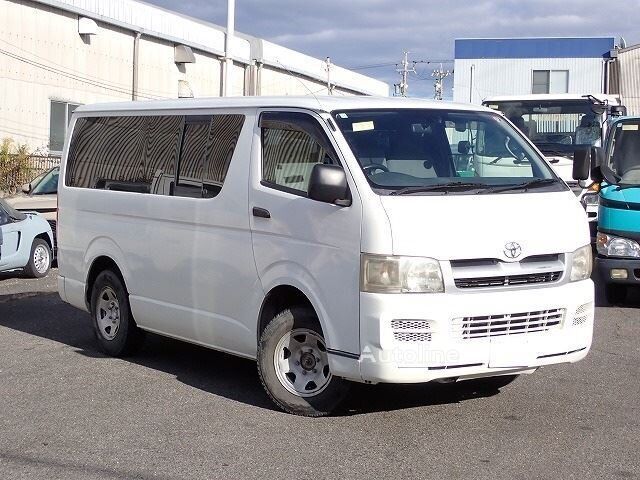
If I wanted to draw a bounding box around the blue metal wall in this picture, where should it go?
[455,38,615,60]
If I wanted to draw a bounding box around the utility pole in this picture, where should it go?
[222,0,235,96]
[431,63,451,100]
[324,57,334,95]
[394,51,415,97]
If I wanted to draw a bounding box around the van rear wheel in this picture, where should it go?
[90,270,144,357]
[257,307,350,416]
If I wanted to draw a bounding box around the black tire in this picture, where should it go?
[257,307,350,416]
[24,238,51,278]
[90,270,145,357]
[605,284,628,305]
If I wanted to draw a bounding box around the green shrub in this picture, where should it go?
[0,138,32,194]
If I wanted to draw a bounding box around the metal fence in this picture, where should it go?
[1,155,61,194]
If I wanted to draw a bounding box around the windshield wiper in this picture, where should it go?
[389,182,488,196]
[479,178,559,194]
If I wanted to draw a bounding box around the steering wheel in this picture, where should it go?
[363,164,389,174]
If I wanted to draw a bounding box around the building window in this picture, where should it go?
[49,100,80,152]
[532,70,569,94]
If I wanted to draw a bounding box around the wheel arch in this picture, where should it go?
[257,284,321,342]
[84,256,127,310]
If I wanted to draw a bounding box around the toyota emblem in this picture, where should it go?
[504,242,522,259]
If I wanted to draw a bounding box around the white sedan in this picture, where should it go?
[0,198,54,277]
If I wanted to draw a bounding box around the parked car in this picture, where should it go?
[0,198,54,277]
[6,166,59,252]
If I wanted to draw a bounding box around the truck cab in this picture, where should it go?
[483,94,625,242]
[590,117,640,303]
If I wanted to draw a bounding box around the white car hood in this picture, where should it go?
[5,194,57,212]
[379,191,589,260]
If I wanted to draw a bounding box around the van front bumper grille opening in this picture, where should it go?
[391,319,432,342]
[452,309,565,339]
[454,271,562,289]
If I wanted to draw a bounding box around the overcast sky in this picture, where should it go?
[145,0,640,98]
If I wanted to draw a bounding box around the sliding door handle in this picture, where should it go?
[252,207,271,219]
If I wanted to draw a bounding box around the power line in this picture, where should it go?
[0,38,170,98]
[0,48,165,100]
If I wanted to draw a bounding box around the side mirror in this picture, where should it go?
[308,164,351,206]
[573,149,591,180]
[21,183,31,194]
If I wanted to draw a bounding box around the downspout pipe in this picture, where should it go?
[132,32,141,100]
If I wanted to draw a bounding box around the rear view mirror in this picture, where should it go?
[573,147,606,182]
[308,164,351,206]
[21,183,31,194]
[573,149,591,180]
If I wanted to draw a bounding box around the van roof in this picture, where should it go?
[74,96,493,115]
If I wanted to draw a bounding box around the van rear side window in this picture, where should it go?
[66,114,245,198]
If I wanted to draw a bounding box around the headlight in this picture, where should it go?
[596,233,640,258]
[361,254,444,293]
[570,245,593,282]
[580,193,599,208]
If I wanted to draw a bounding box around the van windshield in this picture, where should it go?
[333,109,564,195]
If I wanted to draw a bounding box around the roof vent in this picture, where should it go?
[175,45,196,64]
[78,17,98,35]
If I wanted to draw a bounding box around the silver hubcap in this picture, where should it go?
[33,245,50,274]
[96,287,121,341]
[273,328,332,397]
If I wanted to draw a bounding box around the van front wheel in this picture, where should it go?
[257,308,350,416]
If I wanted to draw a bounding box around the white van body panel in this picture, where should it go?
[380,191,589,259]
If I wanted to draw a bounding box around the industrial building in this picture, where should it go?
[0,0,389,153]
[453,37,617,105]
[610,42,640,115]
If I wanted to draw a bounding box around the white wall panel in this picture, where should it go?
[454,58,605,104]
[617,47,640,115]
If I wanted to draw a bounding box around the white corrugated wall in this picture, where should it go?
[453,58,606,104]
[617,47,640,115]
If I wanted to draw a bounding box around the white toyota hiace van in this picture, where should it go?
[57,96,595,416]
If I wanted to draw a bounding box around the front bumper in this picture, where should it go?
[356,280,594,384]
[596,256,640,285]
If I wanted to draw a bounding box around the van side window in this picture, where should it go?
[67,116,146,191]
[67,115,182,193]
[202,114,245,198]
[146,116,182,195]
[175,118,210,198]
[260,112,337,195]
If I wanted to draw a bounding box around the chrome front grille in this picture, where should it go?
[455,271,562,289]
[451,254,565,290]
[452,309,565,339]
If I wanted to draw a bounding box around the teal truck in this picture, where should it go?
[581,117,640,304]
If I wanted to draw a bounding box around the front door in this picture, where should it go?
[249,110,363,357]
